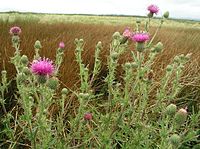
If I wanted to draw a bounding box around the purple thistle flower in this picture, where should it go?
[30,58,55,76]
[147,4,159,14]
[132,32,150,43]
[123,28,132,38]
[84,113,92,121]
[9,26,21,35]
[59,42,65,49]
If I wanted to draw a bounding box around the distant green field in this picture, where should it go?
[0,12,200,29]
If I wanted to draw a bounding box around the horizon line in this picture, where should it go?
[0,10,199,22]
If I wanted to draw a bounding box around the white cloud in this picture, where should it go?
[0,0,199,20]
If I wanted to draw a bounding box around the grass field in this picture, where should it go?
[0,12,200,148]
[1,12,200,28]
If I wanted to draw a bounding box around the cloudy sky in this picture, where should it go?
[0,0,200,20]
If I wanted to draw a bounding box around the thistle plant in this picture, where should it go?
[146,4,169,48]
[0,70,9,114]
[34,40,42,60]
[74,38,90,93]
[30,58,56,148]
[1,4,199,149]
[10,26,22,73]
[89,41,102,86]
[55,42,65,74]
[105,32,127,114]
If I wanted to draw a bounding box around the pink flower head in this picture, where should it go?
[59,42,65,49]
[123,28,132,38]
[9,26,21,35]
[30,58,55,76]
[147,4,159,14]
[84,113,92,121]
[132,32,150,43]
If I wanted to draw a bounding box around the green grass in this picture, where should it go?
[0,12,200,29]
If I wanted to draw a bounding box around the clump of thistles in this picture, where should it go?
[131,32,150,43]
[9,26,22,35]
[30,58,55,76]
[147,4,159,14]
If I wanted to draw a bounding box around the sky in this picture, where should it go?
[0,0,200,20]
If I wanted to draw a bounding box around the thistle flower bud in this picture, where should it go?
[57,42,65,53]
[112,32,121,40]
[21,55,29,65]
[1,70,7,75]
[1,70,7,84]
[84,67,89,72]
[84,113,92,121]
[12,36,20,44]
[148,12,153,18]
[17,73,26,83]
[185,53,192,60]
[79,93,90,99]
[175,108,187,125]
[136,42,145,52]
[75,39,84,48]
[123,28,132,38]
[37,75,47,84]
[120,37,128,44]
[47,77,59,90]
[174,56,180,63]
[61,88,68,95]
[79,39,84,45]
[166,104,177,116]
[163,11,169,19]
[22,67,31,75]
[179,54,185,60]
[59,42,65,49]
[150,47,156,53]
[111,51,119,60]
[96,41,103,49]
[131,62,138,68]
[124,62,132,69]
[74,38,79,45]
[34,40,42,49]
[166,65,173,72]
[154,42,163,53]
[169,134,181,146]
[29,96,34,101]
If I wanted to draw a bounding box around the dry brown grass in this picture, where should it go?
[0,19,200,106]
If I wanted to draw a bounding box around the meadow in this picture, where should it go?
[0,10,200,148]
